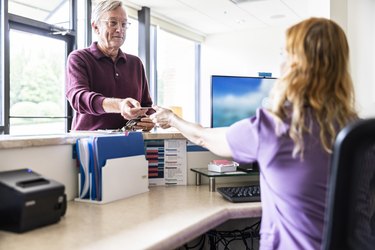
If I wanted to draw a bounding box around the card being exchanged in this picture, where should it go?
[138,107,155,115]
[139,107,154,111]
[131,107,151,117]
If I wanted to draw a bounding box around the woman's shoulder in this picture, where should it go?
[255,108,289,135]
[255,108,278,124]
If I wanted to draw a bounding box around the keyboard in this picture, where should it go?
[217,184,261,203]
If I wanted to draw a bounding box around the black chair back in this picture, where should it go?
[322,118,375,250]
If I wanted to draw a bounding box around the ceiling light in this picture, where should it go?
[229,0,268,4]
[270,14,286,19]
[235,19,246,24]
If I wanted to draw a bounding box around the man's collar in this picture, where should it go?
[89,42,127,62]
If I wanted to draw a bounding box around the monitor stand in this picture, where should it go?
[237,162,259,173]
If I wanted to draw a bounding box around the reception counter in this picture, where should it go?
[0,131,258,201]
[0,131,260,249]
[0,185,262,250]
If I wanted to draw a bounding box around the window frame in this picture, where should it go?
[0,0,10,134]
[1,0,78,135]
[8,15,76,133]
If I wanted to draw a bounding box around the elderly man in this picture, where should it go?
[66,0,154,131]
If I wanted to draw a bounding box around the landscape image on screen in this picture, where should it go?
[211,76,276,128]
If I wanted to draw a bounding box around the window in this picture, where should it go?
[1,0,76,135]
[1,0,202,135]
[156,29,198,122]
[9,30,67,135]
[121,17,138,56]
[77,0,87,49]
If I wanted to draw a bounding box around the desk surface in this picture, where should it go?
[0,185,261,250]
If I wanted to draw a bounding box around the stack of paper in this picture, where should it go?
[208,159,239,173]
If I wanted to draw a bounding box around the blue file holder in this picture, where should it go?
[74,132,149,204]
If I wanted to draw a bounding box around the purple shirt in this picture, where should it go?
[66,42,153,130]
[226,108,330,250]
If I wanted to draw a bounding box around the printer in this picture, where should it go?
[0,169,66,233]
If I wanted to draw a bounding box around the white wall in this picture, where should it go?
[199,1,331,127]
[200,27,285,126]
[346,0,375,117]
[330,0,375,117]
[200,0,375,126]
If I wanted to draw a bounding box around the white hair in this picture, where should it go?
[91,0,126,25]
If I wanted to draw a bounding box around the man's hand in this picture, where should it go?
[133,116,155,132]
[119,98,148,120]
[103,97,146,119]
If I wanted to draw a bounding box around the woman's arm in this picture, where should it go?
[150,106,233,158]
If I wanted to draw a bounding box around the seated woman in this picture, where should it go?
[151,17,358,249]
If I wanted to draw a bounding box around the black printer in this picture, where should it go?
[0,169,66,233]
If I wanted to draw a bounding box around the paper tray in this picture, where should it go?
[75,155,149,204]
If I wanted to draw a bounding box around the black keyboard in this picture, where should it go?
[217,184,261,203]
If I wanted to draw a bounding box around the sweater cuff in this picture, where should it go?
[92,95,106,114]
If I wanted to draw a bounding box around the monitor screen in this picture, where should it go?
[211,75,276,128]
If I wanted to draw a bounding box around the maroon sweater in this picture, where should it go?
[66,42,153,130]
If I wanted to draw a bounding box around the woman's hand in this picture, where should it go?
[150,105,176,129]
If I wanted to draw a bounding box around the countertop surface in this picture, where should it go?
[0,129,185,149]
[0,185,262,250]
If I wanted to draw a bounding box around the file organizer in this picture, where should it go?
[75,132,149,204]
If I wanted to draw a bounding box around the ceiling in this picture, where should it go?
[9,0,315,36]
[124,0,312,35]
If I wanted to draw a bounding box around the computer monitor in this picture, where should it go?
[211,75,276,128]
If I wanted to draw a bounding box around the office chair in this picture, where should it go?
[321,118,375,250]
